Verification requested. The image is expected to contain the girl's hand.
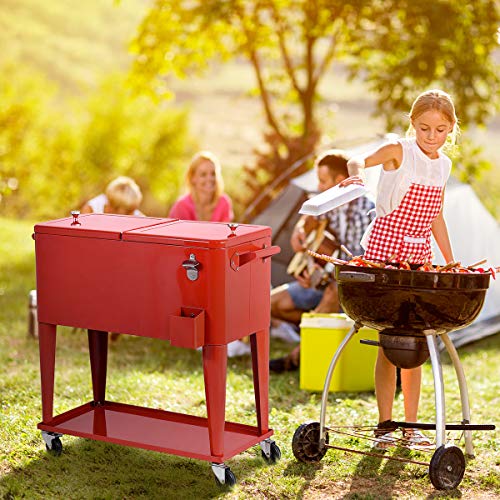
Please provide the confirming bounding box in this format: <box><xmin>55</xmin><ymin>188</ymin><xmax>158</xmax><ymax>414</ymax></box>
<box><xmin>339</xmin><ymin>175</ymin><xmax>365</xmax><ymax>188</ymax></box>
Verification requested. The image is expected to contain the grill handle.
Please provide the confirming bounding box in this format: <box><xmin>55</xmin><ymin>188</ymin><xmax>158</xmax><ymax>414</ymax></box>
<box><xmin>230</xmin><ymin>245</ymin><xmax>281</xmax><ymax>270</ymax></box>
<box><xmin>360</xmin><ymin>339</ymin><xmax>380</xmax><ymax>347</ymax></box>
<box><xmin>338</xmin><ymin>271</ymin><xmax>376</xmax><ymax>283</ymax></box>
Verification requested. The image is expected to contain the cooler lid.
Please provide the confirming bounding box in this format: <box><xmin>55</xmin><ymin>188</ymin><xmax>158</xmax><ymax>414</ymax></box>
<box><xmin>34</xmin><ymin>213</ymin><xmax>174</xmax><ymax>240</ymax></box>
<box><xmin>300</xmin><ymin>313</ymin><xmax>355</xmax><ymax>329</ymax></box>
<box><xmin>122</xmin><ymin>220</ymin><xmax>271</xmax><ymax>248</ymax></box>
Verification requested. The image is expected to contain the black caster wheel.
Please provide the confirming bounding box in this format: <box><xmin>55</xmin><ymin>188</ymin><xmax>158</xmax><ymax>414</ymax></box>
<box><xmin>261</xmin><ymin>441</ymin><xmax>282</xmax><ymax>463</ymax></box>
<box><xmin>429</xmin><ymin>444</ymin><xmax>465</xmax><ymax>490</ymax></box>
<box><xmin>45</xmin><ymin>436</ymin><xmax>63</xmax><ymax>456</ymax></box>
<box><xmin>292</xmin><ymin>422</ymin><xmax>329</xmax><ymax>463</ymax></box>
<box><xmin>212</xmin><ymin>464</ymin><xmax>236</xmax><ymax>487</ymax></box>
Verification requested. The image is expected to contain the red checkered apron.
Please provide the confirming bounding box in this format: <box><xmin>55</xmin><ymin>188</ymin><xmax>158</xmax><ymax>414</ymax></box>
<box><xmin>363</xmin><ymin>182</ymin><xmax>443</xmax><ymax>264</ymax></box>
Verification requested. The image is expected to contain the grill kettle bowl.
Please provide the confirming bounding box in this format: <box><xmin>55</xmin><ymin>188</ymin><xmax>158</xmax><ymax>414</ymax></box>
<box><xmin>336</xmin><ymin>265</ymin><xmax>491</xmax><ymax>368</ymax></box>
<box><xmin>335</xmin><ymin>265</ymin><xmax>490</xmax><ymax>334</ymax></box>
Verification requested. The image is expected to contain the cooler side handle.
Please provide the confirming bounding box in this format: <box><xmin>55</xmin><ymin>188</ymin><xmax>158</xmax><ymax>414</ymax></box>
<box><xmin>230</xmin><ymin>245</ymin><xmax>281</xmax><ymax>271</ymax></box>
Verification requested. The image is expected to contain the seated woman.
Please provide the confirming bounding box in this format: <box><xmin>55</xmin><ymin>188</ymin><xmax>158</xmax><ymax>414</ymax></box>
<box><xmin>170</xmin><ymin>152</ymin><xmax>249</xmax><ymax>357</ymax></box>
<box><xmin>81</xmin><ymin>176</ymin><xmax>144</xmax><ymax>216</ymax></box>
<box><xmin>169</xmin><ymin>151</ymin><xmax>233</xmax><ymax>222</ymax></box>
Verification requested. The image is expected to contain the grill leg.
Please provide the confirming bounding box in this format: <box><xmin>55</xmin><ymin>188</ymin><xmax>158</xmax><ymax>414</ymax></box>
<box><xmin>250</xmin><ymin>329</ymin><xmax>269</xmax><ymax>433</ymax></box>
<box><xmin>425</xmin><ymin>331</ymin><xmax>446</xmax><ymax>447</ymax></box>
<box><xmin>319</xmin><ymin>324</ymin><xmax>360</xmax><ymax>444</ymax></box>
<box><xmin>441</xmin><ymin>332</ymin><xmax>474</xmax><ymax>457</ymax></box>
<box><xmin>39</xmin><ymin>322</ymin><xmax>57</xmax><ymax>422</ymax></box>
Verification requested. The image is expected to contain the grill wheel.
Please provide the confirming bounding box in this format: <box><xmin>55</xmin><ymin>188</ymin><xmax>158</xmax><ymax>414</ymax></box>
<box><xmin>429</xmin><ymin>444</ymin><xmax>466</xmax><ymax>490</ymax></box>
<box><xmin>292</xmin><ymin>422</ymin><xmax>329</xmax><ymax>463</ymax></box>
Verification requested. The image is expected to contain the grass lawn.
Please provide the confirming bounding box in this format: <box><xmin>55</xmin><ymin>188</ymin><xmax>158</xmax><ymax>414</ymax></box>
<box><xmin>0</xmin><ymin>216</ymin><xmax>499</xmax><ymax>499</ymax></box>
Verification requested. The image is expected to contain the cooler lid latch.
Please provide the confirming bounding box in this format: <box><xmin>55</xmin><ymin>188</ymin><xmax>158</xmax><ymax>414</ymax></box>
<box><xmin>70</xmin><ymin>210</ymin><xmax>81</xmax><ymax>226</ymax></box>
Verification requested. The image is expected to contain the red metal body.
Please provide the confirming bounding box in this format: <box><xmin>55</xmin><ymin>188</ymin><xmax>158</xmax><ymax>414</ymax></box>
<box><xmin>34</xmin><ymin>213</ymin><xmax>279</xmax><ymax>463</ymax></box>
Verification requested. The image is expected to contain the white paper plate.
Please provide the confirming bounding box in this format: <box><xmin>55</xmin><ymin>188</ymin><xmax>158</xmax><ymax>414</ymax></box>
<box><xmin>299</xmin><ymin>184</ymin><xmax>367</xmax><ymax>216</ymax></box>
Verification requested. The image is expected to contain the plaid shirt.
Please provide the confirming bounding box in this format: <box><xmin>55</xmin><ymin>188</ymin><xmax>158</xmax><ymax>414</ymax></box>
<box><xmin>324</xmin><ymin>195</ymin><xmax>375</xmax><ymax>260</ymax></box>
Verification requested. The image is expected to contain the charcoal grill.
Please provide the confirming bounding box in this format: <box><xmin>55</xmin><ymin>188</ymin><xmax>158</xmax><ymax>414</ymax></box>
<box><xmin>292</xmin><ymin>264</ymin><xmax>495</xmax><ymax>490</ymax></box>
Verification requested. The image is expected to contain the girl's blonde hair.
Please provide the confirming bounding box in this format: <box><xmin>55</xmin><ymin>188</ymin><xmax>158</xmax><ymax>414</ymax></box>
<box><xmin>407</xmin><ymin>89</ymin><xmax>459</xmax><ymax>146</ymax></box>
<box><xmin>186</xmin><ymin>151</ymin><xmax>224</xmax><ymax>202</ymax></box>
<box><xmin>105</xmin><ymin>176</ymin><xmax>142</xmax><ymax>213</ymax></box>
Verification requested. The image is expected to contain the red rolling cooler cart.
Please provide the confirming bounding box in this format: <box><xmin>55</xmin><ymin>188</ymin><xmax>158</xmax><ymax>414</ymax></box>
<box><xmin>34</xmin><ymin>213</ymin><xmax>281</xmax><ymax>485</ymax></box>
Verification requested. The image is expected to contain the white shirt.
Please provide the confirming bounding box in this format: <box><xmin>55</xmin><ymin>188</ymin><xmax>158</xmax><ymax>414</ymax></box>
<box><xmin>375</xmin><ymin>138</ymin><xmax>451</xmax><ymax>217</ymax></box>
<box><xmin>360</xmin><ymin>138</ymin><xmax>451</xmax><ymax>250</ymax></box>
<box><xmin>87</xmin><ymin>193</ymin><xmax>142</xmax><ymax>216</ymax></box>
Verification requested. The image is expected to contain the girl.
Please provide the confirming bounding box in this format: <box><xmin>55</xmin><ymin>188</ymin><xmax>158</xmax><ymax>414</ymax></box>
<box><xmin>169</xmin><ymin>151</ymin><xmax>233</xmax><ymax>222</ymax></box>
<box><xmin>341</xmin><ymin>89</ymin><xmax>458</xmax><ymax>448</ymax></box>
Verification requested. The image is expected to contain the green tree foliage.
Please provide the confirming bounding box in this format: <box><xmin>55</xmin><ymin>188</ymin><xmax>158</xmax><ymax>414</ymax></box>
<box><xmin>0</xmin><ymin>65</ymin><xmax>194</xmax><ymax>219</ymax></box>
<box><xmin>347</xmin><ymin>1</ymin><xmax>500</xmax><ymax>130</ymax></box>
<box><xmin>0</xmin><ymin>62</ymin><xmax>62</xmax><ymax>218</ymax></box>
<box><xmin>78</xmin><ymin>74</ymin><xmax>194</xmax><ymax>214</ymax></box>
<box><xmin>130</xmin><ymin>0</ymin><xmax>499</xmax><ymax>217</ymax></box>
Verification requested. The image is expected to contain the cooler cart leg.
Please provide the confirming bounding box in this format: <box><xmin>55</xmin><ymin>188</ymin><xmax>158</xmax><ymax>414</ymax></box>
<box><xmin>425</xmin><ymin>330</ymin><xmax>446</xmax><ymax>447</ymax></box>
<box><xmin>441</xmin><ymin>332</ymin><xmax>474</xmax><ymax>457</ymax></box>
<box><xmin>92</xmin><ymin>404</ymin><xmax>108</xmax><ymax>435</ymax></box>
<box><xmin>319</xmin><ymin>323</ymin><xmax>360</xmax><ymax>444</ymax></box>
<box><xmin>38</xmin><ymin>322</ymin><xmax>57</xmax><ymax>422</ymax></box>
<box><xmin>88</xmin><ymin>329</ymin><xmax>109</xmax><ymax>404</ymax></box>
<box><xmin>203</xmin><ymin>344</ymin><xmax>227</xmax><ymax>458</ymax></box>
<box><xmin>250</xmin><ymin>329</ymin><xmax>269</xmax><ymax>433</ymax></box>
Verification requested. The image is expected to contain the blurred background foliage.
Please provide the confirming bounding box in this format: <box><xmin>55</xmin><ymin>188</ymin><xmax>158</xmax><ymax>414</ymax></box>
<box><xmin>0</xmin><ymin>0</ymin><xmax>499</xmax><ymax>221</ymax></box>
<box><xmin>0</xmin><ymin>65</ymin><xmax>194</xmax><ymax>219</ymax></box>
<box><xmin>0</xmin><ymin>0</ymin><xmax>196</xmax><ymax>219</ymax></box>
<box><xmin>131</xmin><ymin>0</ymin><xmax>500</xmax><ymax>220</ymax></box>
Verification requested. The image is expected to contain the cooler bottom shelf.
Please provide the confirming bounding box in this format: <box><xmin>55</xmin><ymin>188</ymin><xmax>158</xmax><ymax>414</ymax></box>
<box><xmin>38</xmin><ymin>401</ymin><xmax>273</xmax><ymax>462</ymax></box>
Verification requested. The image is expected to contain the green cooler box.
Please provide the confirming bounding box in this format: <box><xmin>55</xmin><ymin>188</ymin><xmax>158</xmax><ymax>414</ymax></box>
<box><xmin>300</xmin><ymin>313</ymin><xmax>378</xmax><ymax>392</ymax></box>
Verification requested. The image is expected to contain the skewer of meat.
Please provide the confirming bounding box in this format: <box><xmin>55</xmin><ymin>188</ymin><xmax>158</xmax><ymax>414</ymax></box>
<box><xmin>436</xmin><ymin>261</ymin><xmax>461</xmax><ymax>272</ymax></box>
<box><xmin>306</xmin><ymin>250</ymin><xmax>347</xmax><ymax>266</ymax></box>
<box><xmin>340</xmin><ymin>245</ymin><xmax>354</xmax><ymax>259</ymax></box>
<box><xmin>468</xmin><ymin>259</ymin><xmax>487</xmax><ymax>269</ymax></box>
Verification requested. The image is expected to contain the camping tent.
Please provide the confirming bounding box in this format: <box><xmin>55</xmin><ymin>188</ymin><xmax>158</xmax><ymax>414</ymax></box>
<box><xmin>252</xmin><ymin>134</ymin><xmax>500</xmax><ymax>346</ymax></box>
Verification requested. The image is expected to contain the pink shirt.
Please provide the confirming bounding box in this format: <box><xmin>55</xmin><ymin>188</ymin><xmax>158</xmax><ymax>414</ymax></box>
<box><xmin>168</xmin><ymin>193</ymin><xmax>234</xmax><ymax>222</ymax></box>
